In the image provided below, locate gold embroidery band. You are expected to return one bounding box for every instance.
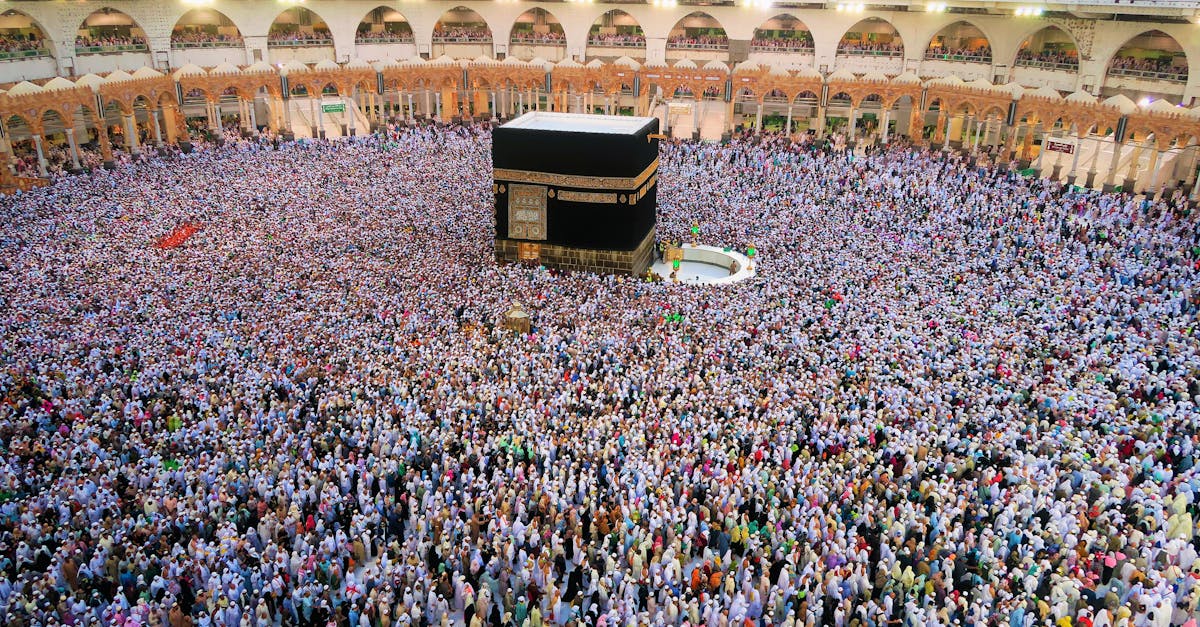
[494,158,659,191]
[632,173,658,203]
[556,190,619,204]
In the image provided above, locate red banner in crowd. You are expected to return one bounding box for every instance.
[155,223,202,249]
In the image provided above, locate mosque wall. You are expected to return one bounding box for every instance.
[1,1,1199,103]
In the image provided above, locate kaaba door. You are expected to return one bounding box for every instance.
[518,242,541,264]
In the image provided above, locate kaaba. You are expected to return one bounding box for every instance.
[493,112,660,275]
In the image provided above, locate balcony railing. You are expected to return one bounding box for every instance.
[1108,66,1188,83]
[0,49,49,61]
[432,35,492,44]
[837,48,903,58]
[750,43,814,53]
[355,36,415,45]
[1014,59,1078,72]
[666,41,729,50]
[588,38,646,48]
[510,36,566,45]
[171,41,244,50]
[267,39,333,48]
[75,44,148,55]
[748,45,816,53]
[924,52,992,64]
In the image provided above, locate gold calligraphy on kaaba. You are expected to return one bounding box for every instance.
[507,183,548,240]
[631,173,658,203]
[556,190,619,204]
[493,158,659,192]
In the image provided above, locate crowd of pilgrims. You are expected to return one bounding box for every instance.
[1,121,1199,627]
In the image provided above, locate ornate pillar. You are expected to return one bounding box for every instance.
[880,109,890,144]
[755,101,763,134]
[149,108,162,145]
[1004,121,1021,159]
[1123,137,1148,191]
[1191,161,1200,200]
[1143,144,1161,195]
[282,96,294,133]
[1034,125,1053,170]
[435,92,442,119]
[315,96,326,138]
[123,113,139,154]
[848,107,858,141]
[1020,122,1038,162]
[31,133,48,176]
[1183,144,1199,188]
[65,128,82,170]
[160,105,180,145]
[1103,137,1123,190]
[785,104,793,137]
[1068,134,1082,184]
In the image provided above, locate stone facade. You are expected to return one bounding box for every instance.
[496,229,655,276]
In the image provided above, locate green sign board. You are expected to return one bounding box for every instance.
[321,102,345,114]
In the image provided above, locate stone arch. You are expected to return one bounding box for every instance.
[0,8,57,59]
[267,6,332,45]
[587,9,645,54]
[75,7,148,50]
[981,104,1007,121]
[733,85,757,103]
[923,20,991,62]
[40,107,68,140]
[752,14,813,53]
[356,6,414,43]
[1101,30,1188,85]
[433,6,492,43]
[666,12,728,50]
[837,17,903,57]
[828,91,853,106]
[171,8,244,47]
[1013,25,1079,70]
[510,7,564,46]
[791,89,819,105]
[856,92,886,109]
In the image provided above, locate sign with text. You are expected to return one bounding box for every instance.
[321,102,345,114]
[1045,139,1075,154]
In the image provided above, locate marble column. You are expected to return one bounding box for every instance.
[149,108,162,145]
[124,114,139,153]
[32,134,47,176]
[1143,146,1161,195]
[65,128,81,170]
